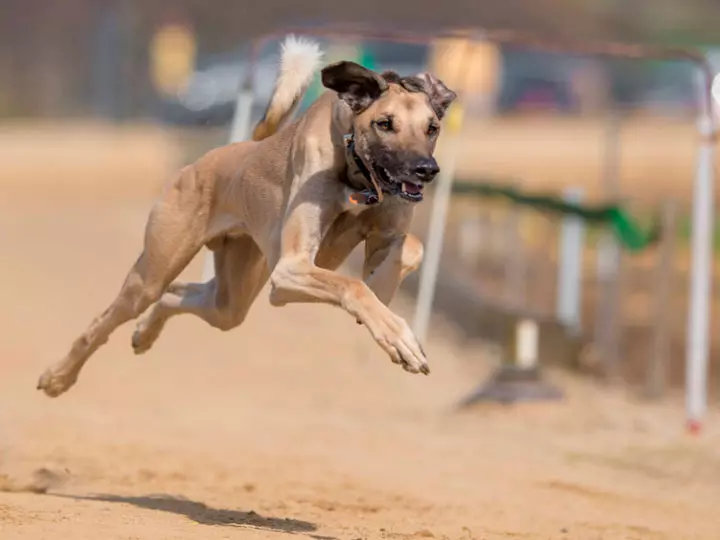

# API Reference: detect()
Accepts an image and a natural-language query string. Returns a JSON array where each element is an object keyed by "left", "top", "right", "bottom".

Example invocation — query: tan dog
[{"left": 37, "top": 36, "right": 456, "bottom": 397}]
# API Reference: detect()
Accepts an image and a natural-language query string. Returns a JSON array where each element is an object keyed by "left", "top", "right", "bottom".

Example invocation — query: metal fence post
[
  {"left": 594, "top": 233, "right": 624, "bottom": 380},
  {"left": 646, "top": 199, "right": 678, "bottom": 399},
  {"left": 556, "top": 187, "right": 586, "bottom": 335},
  {"left": 685, "top": 82, "right": 716, "bottom": 430},
  {"left": 594, "top": 104, "right": 624, "bottom": 381},
  {"left": 503, "top": 186, "right": 528, "bottom": 310}
]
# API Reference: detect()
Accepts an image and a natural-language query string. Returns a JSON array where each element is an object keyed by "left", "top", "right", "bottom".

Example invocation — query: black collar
[{"left": 341, "top": 131, "right": 382, "bottom": 206}]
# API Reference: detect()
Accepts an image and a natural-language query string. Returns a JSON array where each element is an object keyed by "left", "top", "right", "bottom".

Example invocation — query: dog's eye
[
  {"left": 427, "top": 124, "right": 439, "bottom": 137},
  {"left": 375, "top": 118, "right": 393, "bottom": 132}
]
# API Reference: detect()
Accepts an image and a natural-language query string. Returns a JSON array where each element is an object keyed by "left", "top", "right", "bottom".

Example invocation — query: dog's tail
[{"left": 251, "top": 35, "right": 323, "bottom": 141}]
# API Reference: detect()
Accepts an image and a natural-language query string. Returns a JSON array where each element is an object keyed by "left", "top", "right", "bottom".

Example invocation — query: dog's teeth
[{"left": 401, "top": 183, "right": 407, "bottom": 193}]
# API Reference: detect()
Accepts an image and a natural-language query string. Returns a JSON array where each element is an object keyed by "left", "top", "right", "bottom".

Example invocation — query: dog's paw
[
  {"left": 36, "top": 367, "right": 77, "bottom": 397},
  {"left": 369, "top": 313, "right": 430, "bottom": 375}
]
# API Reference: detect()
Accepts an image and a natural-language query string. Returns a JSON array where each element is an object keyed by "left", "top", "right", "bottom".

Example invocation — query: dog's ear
[
  {"left": 415, "top": 73, "right": 457, "bottom": 120},
  {"left": 321, "top": 61, "right": 388, "bottom": 114}
]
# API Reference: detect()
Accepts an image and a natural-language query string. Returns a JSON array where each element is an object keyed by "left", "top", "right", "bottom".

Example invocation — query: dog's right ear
[{"left": 321, "top": 61, "right": 388, "bottom": 114}]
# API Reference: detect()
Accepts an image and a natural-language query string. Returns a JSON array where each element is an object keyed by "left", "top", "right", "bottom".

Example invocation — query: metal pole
[
  {"left": 413, "top": 104, "right": 463, "bottom": 343},
  {"left": 201, "top": 79, "right": 255, "bottom": 282},
  {"left": 594, "top": 101, "right": 624, "bottom": 380},
  {"left": 646, "top": 199, "right": 677, "bottom": 399},
  {"left": 555, "top": 187, "right": 586, "bottom": 335},
  {"left": 685, "top": 74, "right": 716, "bottom": 430},
  {"left": 502, "top": 185, "right": 528, "bottom": 310},
  {"left": 594, "top": 232, "right": 624, "bottom": 379},
  {"left": 229, "top": 87, "right": 255, "bottom": 144}
]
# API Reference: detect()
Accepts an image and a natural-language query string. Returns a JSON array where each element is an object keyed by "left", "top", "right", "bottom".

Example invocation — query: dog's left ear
[
  {"left": 321, "top": 61, "right": 388, "bottom": 114},
  {"left": 416, "top": 73, "right": 457, "bottom": 120}
]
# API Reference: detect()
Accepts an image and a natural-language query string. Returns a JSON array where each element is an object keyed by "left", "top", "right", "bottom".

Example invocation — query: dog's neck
[
  {"left": 340, "top": 130, "right": 382, "bottom": 206},
  {"left": 330, "top": 99, "right": 384, "bottom": 206}
]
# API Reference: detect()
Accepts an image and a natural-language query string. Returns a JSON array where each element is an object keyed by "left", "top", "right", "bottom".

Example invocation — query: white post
[
  {"left": 228, "top": 89, "right": 256, "bottom": 144},
  {"left": 515, "top": 319, "right": 539, "bottom": 369},
  {"left": 412, "top": 103, "right": 463, "bottom": 344},
  {"left": 201, "top": 84, "right": 255, "bottom": 282},
  {"left": 556, "top": 187, "right": 586, "bottom": 335},
  {"left": 685, "top": 92, "right": 716, "bottom": 429}
]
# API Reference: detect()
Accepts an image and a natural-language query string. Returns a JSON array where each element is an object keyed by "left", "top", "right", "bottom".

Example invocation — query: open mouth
[
  {"left": 399, "top": 181, "right": 424, "bottom": 202},
  {"left": 374, "top": 165, "right": 425, "bottom": 203}
]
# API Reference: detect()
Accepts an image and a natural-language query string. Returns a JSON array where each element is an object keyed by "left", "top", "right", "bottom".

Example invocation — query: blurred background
[{"left": 1, "top": 2, "right": 720, "bottom": 538}]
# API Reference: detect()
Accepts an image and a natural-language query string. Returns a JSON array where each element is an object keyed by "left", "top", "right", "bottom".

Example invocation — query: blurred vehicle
[
  {"left": 497, "top": 49, "right": 579, "bottom": 114},
  {"left": 499, "top": 76, "right": 575, "bottom": 113}
]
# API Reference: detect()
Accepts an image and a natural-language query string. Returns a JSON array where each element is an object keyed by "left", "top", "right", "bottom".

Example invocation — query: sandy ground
[{"left": 1, "top": 127, "right": 719, "bottom": 540}]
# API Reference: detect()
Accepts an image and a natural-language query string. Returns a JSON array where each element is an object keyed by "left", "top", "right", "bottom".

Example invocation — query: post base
[{"left": 458, "top": 365, "right": 564, "bottom": 408}]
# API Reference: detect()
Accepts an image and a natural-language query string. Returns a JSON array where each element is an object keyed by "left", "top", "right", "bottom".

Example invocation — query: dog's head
[{"left": 321, "top": 61, "right": 456, "bottom": 203}]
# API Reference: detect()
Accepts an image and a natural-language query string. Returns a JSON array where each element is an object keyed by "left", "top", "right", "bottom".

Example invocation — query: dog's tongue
[{"left": 402, "top": 182, "right": 422, "bottom": 194}]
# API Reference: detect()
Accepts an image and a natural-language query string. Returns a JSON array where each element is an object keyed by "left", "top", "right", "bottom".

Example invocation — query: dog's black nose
[{"left": 413, "top": 158, "right": 440, "bottom": 181}]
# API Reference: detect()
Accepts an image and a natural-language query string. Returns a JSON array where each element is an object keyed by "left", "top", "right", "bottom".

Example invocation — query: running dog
[{"left": 37, "top": 35, "right": 456, "bottom": 397}]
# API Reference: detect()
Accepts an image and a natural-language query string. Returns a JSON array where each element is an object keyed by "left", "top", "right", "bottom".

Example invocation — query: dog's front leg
[
  {"left": 268, "top": 176, "right": 429, "bottom": 374},
  {"left": 362, "top": 233, "right": 424, "bottom": 307},
  {"left": 270, "top": 258, "right": 428, "bottom": 374}
]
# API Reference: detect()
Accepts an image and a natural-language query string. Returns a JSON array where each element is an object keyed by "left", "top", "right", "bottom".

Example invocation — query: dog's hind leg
[
  {"left": 37, "top": 167, "right": 208, "bottom": 397},
  {"left": 131, "top": 235, "right": 268, "bottom": 352}
]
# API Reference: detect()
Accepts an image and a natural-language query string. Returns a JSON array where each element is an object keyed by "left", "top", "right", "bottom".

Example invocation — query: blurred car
[{"left": 498, "top": 76, "right": 576, "bottom": 113}]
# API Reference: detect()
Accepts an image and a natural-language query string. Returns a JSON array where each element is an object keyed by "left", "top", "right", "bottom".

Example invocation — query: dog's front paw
[{"left": 370, "top": 313, "right": 429, "bottom": 375}]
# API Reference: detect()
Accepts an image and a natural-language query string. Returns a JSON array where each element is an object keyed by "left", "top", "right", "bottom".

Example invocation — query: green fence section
[{"left": 451, "top": 181, "right": 661, "bottom": 253}]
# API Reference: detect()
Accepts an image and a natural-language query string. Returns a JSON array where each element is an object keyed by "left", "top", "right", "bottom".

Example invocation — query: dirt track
[{"left": 1, "top": 128, "right": 720, "bottom": 540}]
